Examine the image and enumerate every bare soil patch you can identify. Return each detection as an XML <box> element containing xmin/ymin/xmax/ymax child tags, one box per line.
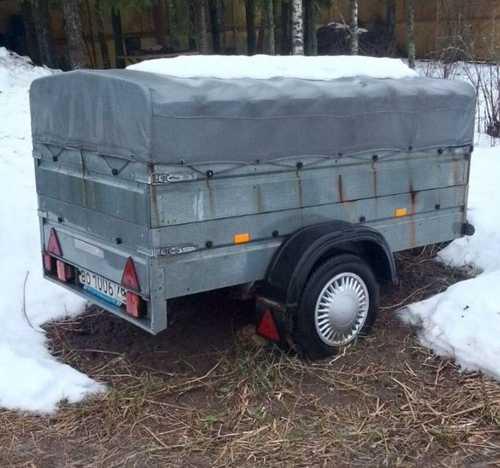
<box><xmin>1</xmin><ymin>247</ymin><xmax>499</xmax><ymax>467</ymax></box>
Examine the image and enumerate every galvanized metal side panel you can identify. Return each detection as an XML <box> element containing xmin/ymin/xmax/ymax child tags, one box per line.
<box><xmin>151</xmin><ymin>152</ymin><xmax>468</xmax><ymax>227</ymax></box>
<box><xmin>38</xmin><ymin>196</ymin><xmax>151</xmax><ymax>251</ymax></box>
<box><xmin>372</xmin><ymin>210</ymin><xmax>464</xmax><ymax>252</ymax></box>
<box><xmin>160</xmin><ymin>209</ymin><xmax>464</xmax><ymax>299</ymax></box>
<box><xmin>35</xmin><ymin>161</ymin><xmax>150</xmax><ymax>226</ymax></box>
<box><xmin>150</xmin><ymin>186</ymin><xmax>467</xmax><ymax>250</ymax></box>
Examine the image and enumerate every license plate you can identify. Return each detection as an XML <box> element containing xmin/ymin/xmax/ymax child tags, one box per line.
<box><xmin>78</xmin><ymin>269</ymin><xmax>126</xmax><ymax>306</ymax></box>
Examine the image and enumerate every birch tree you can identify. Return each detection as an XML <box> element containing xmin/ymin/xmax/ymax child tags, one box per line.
<box><xmin>406</xmin><ymin>0</ymin><xmax>416</xmax><ymax>68</ymax></box>
<box><xmin>350</xmin><ymin>0</ymin><xmax>359</xmax><ymax>55</ymax></box>
<box><xmin>63</xmin><ymin>0</ymin><xmax>89</xmax><ymax>68</ymax></box>
<box><xmin>291</xmin><ymin>0</ymin><xmax>304</xmax><ymax>55</ymax></box>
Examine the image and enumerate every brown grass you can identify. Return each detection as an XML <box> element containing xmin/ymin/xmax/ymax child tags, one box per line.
<box><xmin>0</xmin><ymin>247</ymin><xmax>499</xmax><ymax>467</ymax></box>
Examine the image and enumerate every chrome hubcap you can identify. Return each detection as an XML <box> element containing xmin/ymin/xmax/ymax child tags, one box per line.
<box><xmin>314</xmin><ymin>272</ymin><xmax>369</xmax><ymax>347</ymax></box>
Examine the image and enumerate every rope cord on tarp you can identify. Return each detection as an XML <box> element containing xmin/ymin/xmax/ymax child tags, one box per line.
<box><xmin>34</xmin><ymin>141</ymin><xmax>473</xmax><ymax>178</ymax></box>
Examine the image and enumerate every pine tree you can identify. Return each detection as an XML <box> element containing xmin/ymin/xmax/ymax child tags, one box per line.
<box><xmin>111</xmin><ymin>7</ymin><xmax>125</xmax><ymax>68</ymax></box>
<box><xmin>263</xmin><ymin>0</ymin><xmax>276</xmax><ymax>55</ymax></box>
<box><xmin>152</xmin><ymin>0</ymin><xmax>168</xmax><ymax>49</ymax></box>
<box><xmin>95</xmin><ymin>0</ymin><xmax>111</xmax><ymax>67</ymax></box>
<box><xmin>30</xmin><ymin>0</ymin><xmax>55</xmax><ymax>67</ymax></box>
<box><xmin>63</xmin><ymin>0</ymin><xmax>89</xmax><ymax>68</ymax></box>
<box><xmin>209</xmin><ymin>0</ymin><xmax>224</xmax><ymax>53</ymax></box>
<box><xmin>245</xmin><ymin>0</ymin><xmax>257</xmax><ymax>55</ymax></box>
<box><xmin>198</xmin><ymin>0</ymin><xmax>210</xmax><ymax>54</ymax></box>
<box><xmin>304</xmin><ymin>0</ymin><xmax>318</xmax><ymax>56</ymax></box>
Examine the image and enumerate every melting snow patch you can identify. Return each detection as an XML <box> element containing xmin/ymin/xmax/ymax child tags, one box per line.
<box><xmin>400</xmin><ymin>271</ymin><xmax>500</xmax><ymax>380</ymax></box>
<box><xmin>438</xmin><ymin>146</ymin><xmax>500</xmax><ymax>274</ymax></box>
<box><xmin>401</xmin><ymin>143</ymin><xmax>500</xmax><ymax>380</ymax></box>
<box><xmin>128</xmin><ymin>54</ymin><xmax>418</xmax><ymax>81</ymax></box>
<box><xmin>0</xmin><ymin>48</ymin><xmax>104</xmax><ymax>413</ymax></box>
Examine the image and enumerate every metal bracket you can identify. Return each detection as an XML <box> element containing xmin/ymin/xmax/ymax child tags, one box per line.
<box><xmin>150</xmin><ymin>172</ymin><xmax>198</xmax><ymax>185</ymax></box>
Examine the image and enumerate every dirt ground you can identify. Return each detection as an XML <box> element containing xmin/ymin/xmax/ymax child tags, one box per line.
<box><xmin>1</xmin><ymin>247</ymin><xmax>499</xmax><ymax>467</ymax></box>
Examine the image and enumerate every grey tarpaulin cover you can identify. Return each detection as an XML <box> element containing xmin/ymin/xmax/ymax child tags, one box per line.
<box><xmin>30</xmin><ymin>69</ymin><xmax>476</xmax><ymax>164</ymax></box>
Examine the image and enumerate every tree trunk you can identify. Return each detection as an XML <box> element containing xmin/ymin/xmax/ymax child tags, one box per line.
<box><xmin>304</xmin><ymin>0</ymin><xmax>317</xmax><ymax>55</ymax></box>
<box><xmin>245</xmin><ymin>0</ymin><xmax>256</xmax><ymax>55</ymax></box>
<box><xmin>350</xmin><ymin>0</ymin><xmax>359</xmax><ymax>55</ymax></box>
<box><xmin>434</xmin><ymin>0</ymin><xmax>440</xmax><ymax>53</ymax></box>
<box><xmin>167</xmin><ymin>0</ymin><xmax>178</xmax><ymax>50</ymax></box>
<box><xmin>62</xmin><ymin>0</ymin><xmax>89</xmax><ymax>69</ymax></box>
<box><xmin>95</xmin><ymin>0</ymin><xmax>110</xmax><ymax>68</ymax></box>
<box><xmin>291</xmin><ymin>0</ymin><xmax>304</xmax><ymax>54</ymax></box>
<box><xmin>152</xmin><ymin>0</ymin><xmax>168</xmax><ymax>49</ymax></box>
<box><xmin>280</xmin><ymin>0</ymin><xmax>291</xmax><ymax>55</ymax></box>
<box><xmin>406</xmin><ymin>0</ymin><xmax>416</xmax><ymax>68</ymax></box>
<box><xmin>198</xmin><ymin>0</ymin><xmax>210</xmax><ymax>54</ymax></box>
<box><xmin>21</xmin><ymin>1</ymin><xmax>40</xmax><ymax>64</ymax></box>
<box><xmin>188</xmin><ymin>0</ymin><xmax>197</xmax><ymax>50</ymax></box>
<box><xmin>111</xmin><ymin>7</ymin><xmax>125</xmax><ymax>68</ymax></box>
<box><xmin>385</xmin><ymin>0</ymin><xmax>396</xmax><ymax>41</ymax></box>
<box><xmin>263</xmin><ymin>0</ymin><xmax>275</xmax><ymax>54</ymax></box>
<box><xmin>30</xmin><ymin>0</ymin><xmax>55</xmax><ymax>67</ymax></box>
<box><xmin>209</xmin><ymin>0</ymin><xmax>222</xmax><ymax>53</ymax></box>
<box><xmin>83</xmin><ymin>0</ymin><xmax>97</xmax><ymax>67</ymax></box>
<box><xmin>273</xmin><ymin>0</ymin><xmax>280</xmax><ymax>53</ymax></box>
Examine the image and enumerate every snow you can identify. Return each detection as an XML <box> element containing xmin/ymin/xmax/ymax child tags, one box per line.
<box><xmin>0</xmin><ymin>48</ymin><xmax>104</xmax><ymax>413</ymax></box>
<box><xmin>1</xmin><ymin>46</ymin><xmax>499</xmax><ymax>412</ymax></box>
<box><xmin>401</xmin><ymin>99</ymin><xmax>500</xmax><ymax>378</ymax></box>
<box><xmin>128</xmin><ymin>54</ymin><xmax>418</xmax><ymax>81</ymax></box>
<box><xmin>401</xmin><ymin>271</ymin><xmax>500</xmax><ymax>380</ymax></box>
<box><xmin>438</xmin><ymin>145</ymin><xmax>500</xmax><ymax>274</ymax></box>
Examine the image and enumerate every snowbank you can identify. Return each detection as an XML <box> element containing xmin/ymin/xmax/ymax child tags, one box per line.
<box><xmin>0</xmin><ymin>48</ymin><xmax>103</xmax><ymax>413</ymax></box>
<box><xmin>401</xmin><ymin>270</ymin><xmax>500</xmax><ymax>379</ymax></box>
<box><xmin>128</xmin><ymin>54</ymin><xmax>418</xmax><ymax>81</ymax></box>
<box><xmin>401</xmin><ymin>141</ymin><xmax>500</xmax><ymax>379</ymax></box>
<box><xmin>438</xmin><ymin>145</ymin><xmax>500</xmax><ymax>273</ymax></box>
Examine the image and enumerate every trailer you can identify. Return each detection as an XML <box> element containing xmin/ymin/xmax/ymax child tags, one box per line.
<box><xmin>30</xmin><ymin>69</ymin><xmax>475</xmax><ymax>358</ymax></box>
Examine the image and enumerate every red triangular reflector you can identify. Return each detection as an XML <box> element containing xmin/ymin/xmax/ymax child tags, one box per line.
<box><xmin>121</xmin><ymin>257</ymin><xmax>140</xmax><ymax>292</ymax></box>
<box><xmin>256</xmin><ymin>309</ymin><xmax>280</xmax><ymax>342</ymax></box>
<box><xmin>47</xmin><ymin>228</ymin><xmax>62</xmax><ymax>257</ymax></box>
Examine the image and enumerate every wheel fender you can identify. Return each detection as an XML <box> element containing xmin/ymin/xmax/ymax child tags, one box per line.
<box><xmin>265</xmin><ymin>221</ymin><xmax>397</xmax><ymax>309</ymax></box>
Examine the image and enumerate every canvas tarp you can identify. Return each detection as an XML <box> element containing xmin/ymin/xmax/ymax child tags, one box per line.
<box><xmin>30</xmin><ymin>69</ymin><xmax>476</xmax><ymax>164</ymax></box>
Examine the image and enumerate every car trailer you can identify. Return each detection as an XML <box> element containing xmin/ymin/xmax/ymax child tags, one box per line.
<box><xmin>30</xmin><ymin>70</ymin><xmax>475</xmax><ymax>358</ymax></box>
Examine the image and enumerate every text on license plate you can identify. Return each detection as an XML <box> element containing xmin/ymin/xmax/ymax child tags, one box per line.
<box><xmin>78</xmin><ymin>269</ymin><xmax>126</xmax><ymax>305</ymax></box>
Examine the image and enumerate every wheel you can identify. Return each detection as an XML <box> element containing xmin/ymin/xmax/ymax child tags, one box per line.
<box><xmin>293</xmin><ymin>254</ymin><xmax>379</xmax><ymax>360</ymax></box>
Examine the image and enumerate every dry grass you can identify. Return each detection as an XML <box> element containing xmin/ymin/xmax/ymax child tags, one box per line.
<box><xmin>0</xmin><ymin>248</ymin><xmax>499</xmax><ymax>467</ymax></box>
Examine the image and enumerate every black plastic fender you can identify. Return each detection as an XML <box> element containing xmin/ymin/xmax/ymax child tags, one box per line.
<box><xmin>265</xmin><ymin>220</ymin><xmax>397</xmax><ymax>309</ymax></box>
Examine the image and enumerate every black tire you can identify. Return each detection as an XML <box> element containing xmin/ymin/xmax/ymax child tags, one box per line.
<box><xmin>293</xmin><ymin>254</ymin><xmax>379</xmax><ymax>360</ymax></box>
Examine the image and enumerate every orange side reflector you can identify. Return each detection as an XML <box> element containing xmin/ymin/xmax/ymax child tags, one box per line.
<box><xmin>233</xmin><ymin>233</ymin><xmax>251</xmax><ymax>244</ymax></box>
<box><xmin>394</xmin><ymin>208</ymin><xmax>408</xmax><ymax>217</ymax></box>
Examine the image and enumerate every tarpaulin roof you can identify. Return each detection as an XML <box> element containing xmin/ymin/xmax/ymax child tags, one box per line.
<box><xmin>30</xmin><ymin>69</ymin><xmax>476</xmax><ymax>164</ymax></box>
